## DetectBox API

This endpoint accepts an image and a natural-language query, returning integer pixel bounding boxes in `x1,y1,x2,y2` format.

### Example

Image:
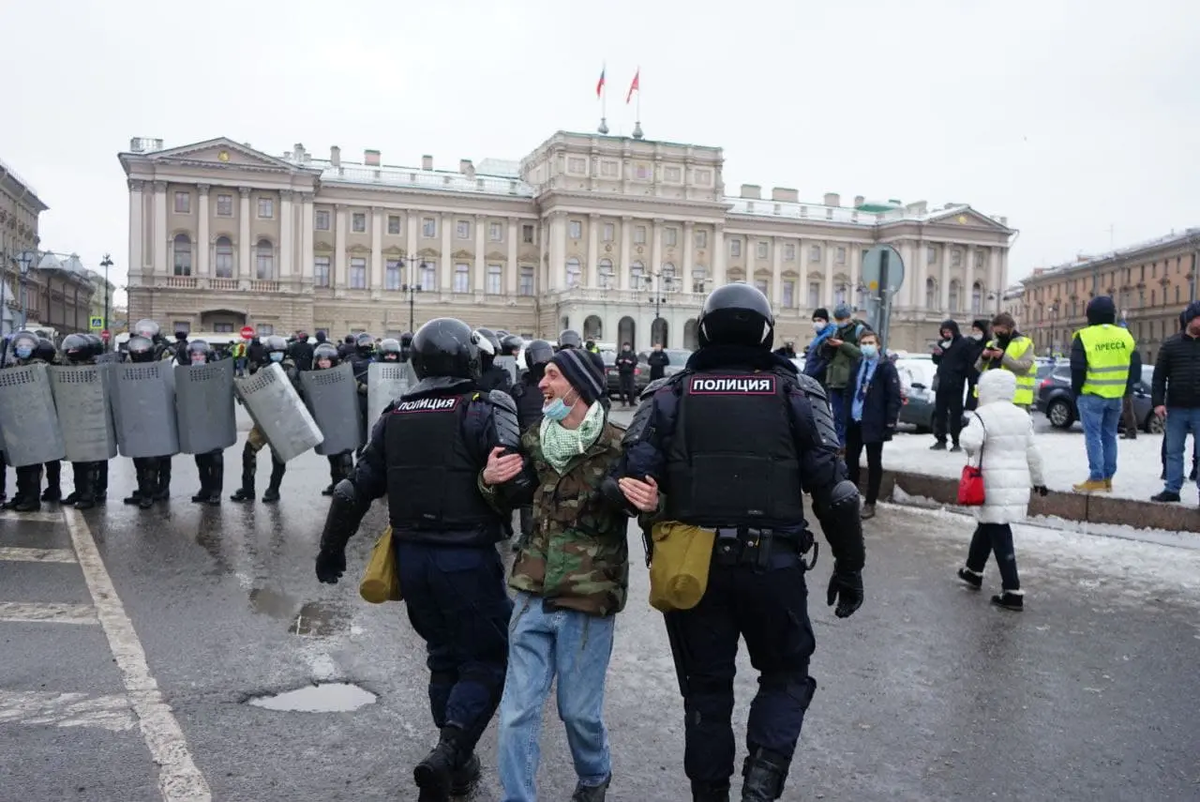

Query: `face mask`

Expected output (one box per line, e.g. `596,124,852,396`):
969,332,983,341
813,321,827,333
14,346,32,360
191,356,206,365
542,396,574,421
269,352,284,363
861,344,879,360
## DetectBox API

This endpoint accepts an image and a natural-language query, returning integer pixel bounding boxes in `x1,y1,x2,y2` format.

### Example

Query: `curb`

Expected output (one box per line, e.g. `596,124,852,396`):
880,470,1200,534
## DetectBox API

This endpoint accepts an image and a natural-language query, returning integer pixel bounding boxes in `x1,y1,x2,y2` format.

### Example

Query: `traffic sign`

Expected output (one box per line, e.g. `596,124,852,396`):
240,326,256,339
100,330,111,341
89,316,104,331
860,245,906,351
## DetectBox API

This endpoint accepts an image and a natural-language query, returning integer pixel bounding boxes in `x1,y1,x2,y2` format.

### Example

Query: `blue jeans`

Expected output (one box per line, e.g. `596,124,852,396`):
497,592,615,802
1077,394,1122,481
1164,407,1200,493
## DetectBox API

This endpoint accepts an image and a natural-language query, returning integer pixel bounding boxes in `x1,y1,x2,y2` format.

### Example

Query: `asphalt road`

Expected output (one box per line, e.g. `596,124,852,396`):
2,426,1199,801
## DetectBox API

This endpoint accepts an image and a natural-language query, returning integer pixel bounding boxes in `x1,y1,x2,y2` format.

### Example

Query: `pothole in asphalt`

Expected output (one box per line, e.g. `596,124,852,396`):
246,683,377,712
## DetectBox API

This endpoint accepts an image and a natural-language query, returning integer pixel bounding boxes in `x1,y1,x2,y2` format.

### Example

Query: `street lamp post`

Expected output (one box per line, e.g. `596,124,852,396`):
16,251,34,331
642,271,673,347
100,254,113,333
401,257,422,333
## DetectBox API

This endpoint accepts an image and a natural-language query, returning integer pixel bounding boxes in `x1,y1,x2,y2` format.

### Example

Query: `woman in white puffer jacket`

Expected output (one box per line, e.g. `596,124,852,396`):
955,369,1047,610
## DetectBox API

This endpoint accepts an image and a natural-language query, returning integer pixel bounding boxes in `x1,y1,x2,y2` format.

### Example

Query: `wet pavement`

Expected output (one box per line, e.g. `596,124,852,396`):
2,427,1200,801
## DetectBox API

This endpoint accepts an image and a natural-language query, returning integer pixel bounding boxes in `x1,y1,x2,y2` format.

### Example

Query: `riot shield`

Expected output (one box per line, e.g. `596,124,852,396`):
494,355,519,385
300,362,362,456
175,359,237,455
0,363,66,467
48,364,118,462
367,361,414,433
113,360,180,458
234,363,323,463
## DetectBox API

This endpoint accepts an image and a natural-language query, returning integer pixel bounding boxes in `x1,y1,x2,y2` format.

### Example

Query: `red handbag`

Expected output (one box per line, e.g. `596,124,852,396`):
956,415,986,506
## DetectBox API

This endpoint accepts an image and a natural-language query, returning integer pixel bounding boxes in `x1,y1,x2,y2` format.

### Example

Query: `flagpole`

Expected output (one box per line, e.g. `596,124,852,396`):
598,61,609,135
632,67,643,139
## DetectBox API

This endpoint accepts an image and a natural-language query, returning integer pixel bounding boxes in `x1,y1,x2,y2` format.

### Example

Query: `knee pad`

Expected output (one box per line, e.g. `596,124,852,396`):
758,673,817,709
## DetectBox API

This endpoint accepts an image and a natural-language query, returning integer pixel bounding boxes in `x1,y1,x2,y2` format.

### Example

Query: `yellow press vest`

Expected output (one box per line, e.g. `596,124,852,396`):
976,335,1036,406
1076,324,1134,398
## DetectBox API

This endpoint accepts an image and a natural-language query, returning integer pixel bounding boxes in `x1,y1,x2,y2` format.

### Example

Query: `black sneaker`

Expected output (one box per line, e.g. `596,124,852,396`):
991,591,1024,611
930,441,947,451
949,444,962,453
957,567,983,590
1151,491,1181,503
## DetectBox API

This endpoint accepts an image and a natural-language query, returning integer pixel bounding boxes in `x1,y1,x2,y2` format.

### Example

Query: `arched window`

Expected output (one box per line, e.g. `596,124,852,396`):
255,239,274,280
971,282,983,313
598,258,614,288
172,233,192,276
565,257,581,287
214,236,234,278
834,284,848,306
925,277,937,309
949,280,961,312
630,260,645,287
662,262,677,291
691,265,708,293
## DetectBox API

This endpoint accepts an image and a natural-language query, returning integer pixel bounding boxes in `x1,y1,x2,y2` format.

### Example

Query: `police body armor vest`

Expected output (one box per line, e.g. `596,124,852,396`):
384,392,496,531
665,368,805,529
510,380,544,431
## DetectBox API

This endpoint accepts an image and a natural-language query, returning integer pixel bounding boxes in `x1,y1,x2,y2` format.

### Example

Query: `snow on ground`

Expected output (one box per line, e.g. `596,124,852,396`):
883,421,1190,504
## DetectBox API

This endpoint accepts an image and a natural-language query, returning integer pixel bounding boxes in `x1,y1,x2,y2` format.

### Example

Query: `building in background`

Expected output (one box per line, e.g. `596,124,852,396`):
0,157,48,335
1019,228,1200,363
26,252,96,337
83,267,119,333
119,132,1016,350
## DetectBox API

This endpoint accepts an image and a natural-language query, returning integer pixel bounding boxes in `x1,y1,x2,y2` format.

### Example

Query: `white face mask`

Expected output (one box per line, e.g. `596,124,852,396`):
969,332,984,341
813,321,827,333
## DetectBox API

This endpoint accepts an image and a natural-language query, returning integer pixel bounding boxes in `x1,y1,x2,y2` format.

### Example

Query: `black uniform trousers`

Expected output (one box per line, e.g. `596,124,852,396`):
664,546,817,785
844,421,884,505
618,373,636,405
932,382,966,445
394,540,512,750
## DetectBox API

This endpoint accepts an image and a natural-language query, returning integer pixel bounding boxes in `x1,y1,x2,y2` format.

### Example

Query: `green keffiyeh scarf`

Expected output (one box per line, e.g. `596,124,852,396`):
539,401,604,474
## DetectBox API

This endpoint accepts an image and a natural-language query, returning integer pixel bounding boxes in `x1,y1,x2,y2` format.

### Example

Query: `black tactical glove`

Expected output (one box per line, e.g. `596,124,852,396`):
826,567,863,618
315,548,347,584
1033,485,1049,496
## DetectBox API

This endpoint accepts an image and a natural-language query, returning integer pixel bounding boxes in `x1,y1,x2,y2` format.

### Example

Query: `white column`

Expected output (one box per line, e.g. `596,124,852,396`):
990,247,1004,313
128,180,144,272
964,244,976,314
939,243,951,312
300,193,314,279
822,241,834,307
440,213,453,292
771,238,783,306
550,212,567,289
370,207,384,289
850,241,862,309
506,217,519,294
586,214,600,287
195,184,210,276
238,186,252,279
152,181,168,273
279,190,294,279
334,204,347,288
713,223,726,286
619,216,633,290
912,238,925,313
683,221,695,291
474,214,486,292
407,212,420,283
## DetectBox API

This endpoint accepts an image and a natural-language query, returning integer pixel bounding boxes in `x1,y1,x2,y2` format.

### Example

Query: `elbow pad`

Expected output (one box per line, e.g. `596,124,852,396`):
319,479,372,553
813,479,865,572
486,390,522,451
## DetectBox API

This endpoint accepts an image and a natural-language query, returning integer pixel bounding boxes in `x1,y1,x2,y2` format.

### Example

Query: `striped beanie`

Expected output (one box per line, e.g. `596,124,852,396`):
550,348,605,406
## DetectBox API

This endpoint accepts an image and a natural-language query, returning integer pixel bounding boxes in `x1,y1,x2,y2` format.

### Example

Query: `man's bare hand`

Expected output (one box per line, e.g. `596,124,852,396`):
483,447,523,485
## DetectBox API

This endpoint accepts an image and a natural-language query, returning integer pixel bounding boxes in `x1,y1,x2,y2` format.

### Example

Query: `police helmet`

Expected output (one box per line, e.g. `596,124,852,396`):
557,329,582,350
186,339,212,363
500,334,523,356
411,318,481,381
83,333,104,358
523,339,554,370
378,338,402,361
400,331,414,347
472,328,499,357
34,338,57,363
62,333,91,363
354,332,375,356
9,331,38,361
133,318,161,340
127,335,156,362
697,282,775,350
265,335,288,355
313,342,340,367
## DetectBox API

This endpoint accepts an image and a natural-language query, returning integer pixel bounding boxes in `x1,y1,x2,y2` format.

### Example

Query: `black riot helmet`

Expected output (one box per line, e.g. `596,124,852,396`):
378,338,402,361
473,328,499,369
264,335,288,359
474,327,501,354
354,332,375,357
500,334,523,356
313,342,340,368
186,339,213,364
133,318,161,341
127,335,156,363
400,331,414,347
84,333,104,357
697,282,775,350
411,318,481,381
523,338,554,370
557,329,582,351
62,333,91,363
35,337,57,364
10,330,38,360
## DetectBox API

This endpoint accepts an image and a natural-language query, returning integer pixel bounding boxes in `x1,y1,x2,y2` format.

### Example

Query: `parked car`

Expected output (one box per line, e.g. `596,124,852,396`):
1034,364,1161,433
894,358,940,431
638,348,693,378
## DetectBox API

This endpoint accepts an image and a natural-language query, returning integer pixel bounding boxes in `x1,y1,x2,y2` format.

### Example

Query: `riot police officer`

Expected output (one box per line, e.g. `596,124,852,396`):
120,335,170,510
376,338,403,363
615,283,865,802
508,338,553,548
399,331,414,362
34,337,64,503
499,333,523,359
184,340,225,505
2,331,50,512
314,317,528,801
59,334,104,510
347,333,374,457
473,327,511,393
310,342,355,496
231,335,299,504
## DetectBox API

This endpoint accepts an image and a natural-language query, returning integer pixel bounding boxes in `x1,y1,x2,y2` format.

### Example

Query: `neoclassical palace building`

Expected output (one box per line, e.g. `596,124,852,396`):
119,131,1016,350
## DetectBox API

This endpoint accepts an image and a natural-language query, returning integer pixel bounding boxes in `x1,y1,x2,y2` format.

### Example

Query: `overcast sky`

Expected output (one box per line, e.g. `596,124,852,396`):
3,0,1198,307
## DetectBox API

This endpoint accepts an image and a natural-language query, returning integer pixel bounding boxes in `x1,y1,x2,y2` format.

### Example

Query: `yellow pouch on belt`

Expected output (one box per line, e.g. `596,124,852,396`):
648,521,715,613
359,526,403,604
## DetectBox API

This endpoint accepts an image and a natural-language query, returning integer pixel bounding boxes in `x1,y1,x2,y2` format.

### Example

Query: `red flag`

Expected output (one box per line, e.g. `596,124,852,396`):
626,68,640,104
596,65,606,98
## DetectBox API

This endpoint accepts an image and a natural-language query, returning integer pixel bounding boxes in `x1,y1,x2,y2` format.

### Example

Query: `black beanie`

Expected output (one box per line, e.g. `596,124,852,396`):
549,348,605,406
812,308,830,322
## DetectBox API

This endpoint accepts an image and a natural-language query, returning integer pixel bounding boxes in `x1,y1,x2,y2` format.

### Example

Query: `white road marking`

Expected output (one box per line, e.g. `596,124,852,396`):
0,602,97,624
0,690,136,732
64,508,212,801
0,546,77,563
0,510,67,524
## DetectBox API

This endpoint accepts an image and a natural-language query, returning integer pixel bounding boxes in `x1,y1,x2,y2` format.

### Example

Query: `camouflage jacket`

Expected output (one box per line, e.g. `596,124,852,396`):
509,419,630,617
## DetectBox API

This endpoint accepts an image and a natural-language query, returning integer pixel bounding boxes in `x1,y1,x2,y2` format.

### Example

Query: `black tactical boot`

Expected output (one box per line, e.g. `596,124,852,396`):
135,466,154,510
73,466,96,511
94,461,108,504
414,726,467,802
741,746,790,802
206,452,223,505
153,458,171,501
692,781,731,802
191,458,211,503
41,460,61,502
449,752,481,796
231,448,256,503
261,460,286,504
14,467,42,513
571,774,611,801
0,456,7,502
